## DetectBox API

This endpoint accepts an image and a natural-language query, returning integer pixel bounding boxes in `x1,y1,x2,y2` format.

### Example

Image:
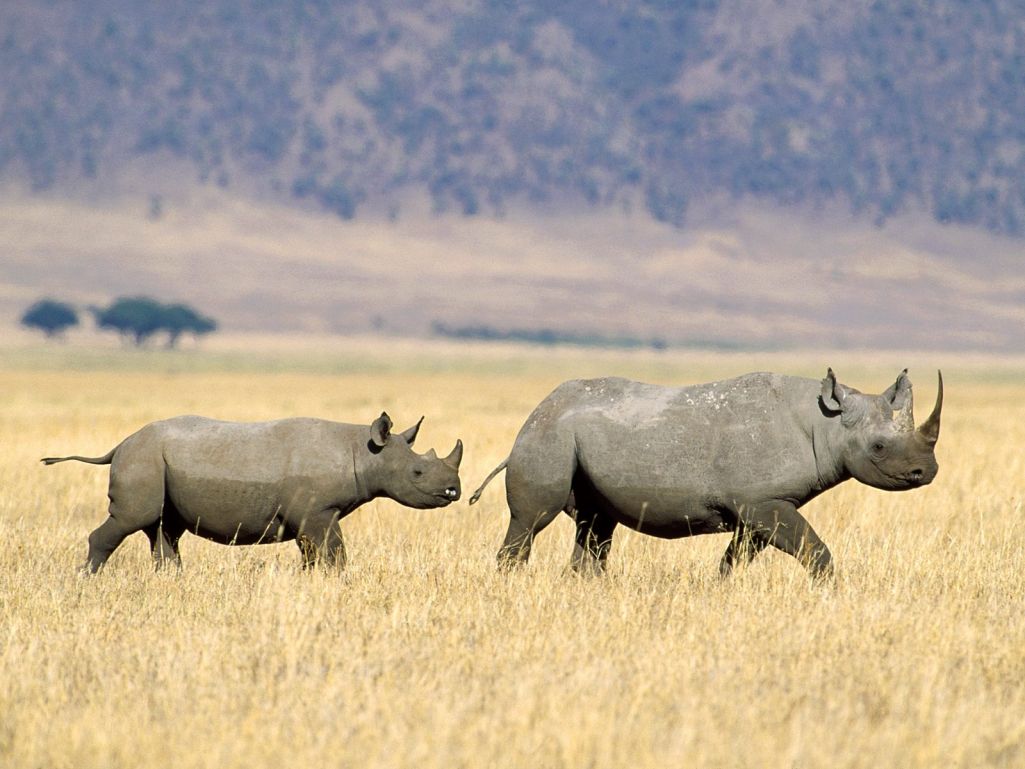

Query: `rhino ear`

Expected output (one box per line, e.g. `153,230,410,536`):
370,412,393,448
882,368,912,410
820,368,851,414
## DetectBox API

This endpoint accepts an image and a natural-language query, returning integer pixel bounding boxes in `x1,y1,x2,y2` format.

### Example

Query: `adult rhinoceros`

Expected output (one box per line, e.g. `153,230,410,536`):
470,369,941,578
44,412,462,573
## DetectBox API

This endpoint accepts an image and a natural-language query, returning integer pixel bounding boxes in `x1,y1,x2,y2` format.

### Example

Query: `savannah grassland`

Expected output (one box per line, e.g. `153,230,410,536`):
1,339,1023,769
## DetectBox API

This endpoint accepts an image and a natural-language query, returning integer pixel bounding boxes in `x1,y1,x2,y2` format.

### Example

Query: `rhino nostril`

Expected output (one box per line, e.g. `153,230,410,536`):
909,469,923,481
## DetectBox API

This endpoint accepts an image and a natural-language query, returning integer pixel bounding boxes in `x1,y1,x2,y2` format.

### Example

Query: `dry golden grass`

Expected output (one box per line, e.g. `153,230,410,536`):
1,341,1024,768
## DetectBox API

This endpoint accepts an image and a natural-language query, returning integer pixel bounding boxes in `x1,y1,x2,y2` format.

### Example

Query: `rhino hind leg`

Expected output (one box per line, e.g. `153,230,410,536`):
143,513,185,571
497,431,577,568
83,447,167,573
497,482,573,568
83,516,136,573
570,508,617,576
737,501,833,579
498,511,556,567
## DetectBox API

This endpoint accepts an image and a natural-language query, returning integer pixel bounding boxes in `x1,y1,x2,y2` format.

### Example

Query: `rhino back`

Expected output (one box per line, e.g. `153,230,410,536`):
556,374,824,511
157,417,356,477
153,417,361,538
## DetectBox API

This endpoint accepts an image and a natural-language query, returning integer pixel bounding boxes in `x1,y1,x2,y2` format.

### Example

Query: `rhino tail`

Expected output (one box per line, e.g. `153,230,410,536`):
468,458,509,505
41,445,119,466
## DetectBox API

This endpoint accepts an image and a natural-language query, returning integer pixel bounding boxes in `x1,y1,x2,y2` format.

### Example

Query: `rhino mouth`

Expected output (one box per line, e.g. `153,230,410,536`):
435,487,460,504
411,486,460,506
904,468,936,486
881,466,935,490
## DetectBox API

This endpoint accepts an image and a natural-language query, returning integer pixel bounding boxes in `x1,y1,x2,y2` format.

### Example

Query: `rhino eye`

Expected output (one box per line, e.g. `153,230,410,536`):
871,441,887,456
413,469,424,477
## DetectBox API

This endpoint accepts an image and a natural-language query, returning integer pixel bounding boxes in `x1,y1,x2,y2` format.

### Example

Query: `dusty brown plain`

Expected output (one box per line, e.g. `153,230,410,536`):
1,340,1023,768
3,193,1025,350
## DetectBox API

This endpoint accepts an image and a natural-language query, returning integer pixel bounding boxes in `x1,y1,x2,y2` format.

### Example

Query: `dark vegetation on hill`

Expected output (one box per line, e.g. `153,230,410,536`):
2,1,1024,234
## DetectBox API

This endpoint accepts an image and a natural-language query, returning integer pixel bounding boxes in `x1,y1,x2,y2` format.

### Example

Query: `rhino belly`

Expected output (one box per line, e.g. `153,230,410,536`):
574,471,734,539
166,476,291,545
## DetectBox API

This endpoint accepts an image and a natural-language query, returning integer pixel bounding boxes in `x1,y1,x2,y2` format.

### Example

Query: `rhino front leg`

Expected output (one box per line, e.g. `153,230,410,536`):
718,523,769,578
295,510,346,570
570,509,617,576
737,501,833,579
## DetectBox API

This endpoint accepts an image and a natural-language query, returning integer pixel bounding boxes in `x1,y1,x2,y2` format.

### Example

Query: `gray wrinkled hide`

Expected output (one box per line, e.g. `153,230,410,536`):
44,413,462,573
472,370,941,578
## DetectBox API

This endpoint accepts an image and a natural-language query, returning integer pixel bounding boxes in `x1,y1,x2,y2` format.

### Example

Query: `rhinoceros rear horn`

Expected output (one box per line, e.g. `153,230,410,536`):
917,370,943,446
895,395,915,432
884,369,912,408
443,439,463,470
400,416,424,445
886,369,915,432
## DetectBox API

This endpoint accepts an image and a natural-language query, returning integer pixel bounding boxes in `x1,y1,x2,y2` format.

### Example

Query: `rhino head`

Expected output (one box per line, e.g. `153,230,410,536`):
820,368,942,491
368,412,463,508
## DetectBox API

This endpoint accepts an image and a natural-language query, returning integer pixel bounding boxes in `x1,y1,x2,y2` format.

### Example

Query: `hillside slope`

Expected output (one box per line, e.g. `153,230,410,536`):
3,193,1022,351
2,1,1025,234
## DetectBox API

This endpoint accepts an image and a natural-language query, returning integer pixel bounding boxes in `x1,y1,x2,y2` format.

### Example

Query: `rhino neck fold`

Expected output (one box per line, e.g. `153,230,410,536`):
809,415,849,494
350,446,378,504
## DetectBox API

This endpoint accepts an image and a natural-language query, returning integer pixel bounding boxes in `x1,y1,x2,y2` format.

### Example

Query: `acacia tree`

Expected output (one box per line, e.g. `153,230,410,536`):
92,297,218,347
92,296,166,345
21,299,79,338
161,303,217,348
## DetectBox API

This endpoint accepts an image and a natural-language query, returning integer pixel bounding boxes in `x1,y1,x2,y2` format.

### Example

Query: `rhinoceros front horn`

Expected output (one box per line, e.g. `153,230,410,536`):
444,439,463,469
917,371,943,446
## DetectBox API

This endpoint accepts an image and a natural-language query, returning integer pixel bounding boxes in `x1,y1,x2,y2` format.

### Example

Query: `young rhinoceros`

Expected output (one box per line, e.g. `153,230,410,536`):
470,369,941,578
44,412,462,573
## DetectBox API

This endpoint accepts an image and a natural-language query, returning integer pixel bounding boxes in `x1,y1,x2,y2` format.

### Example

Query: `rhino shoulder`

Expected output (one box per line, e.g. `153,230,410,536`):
694,371,812,404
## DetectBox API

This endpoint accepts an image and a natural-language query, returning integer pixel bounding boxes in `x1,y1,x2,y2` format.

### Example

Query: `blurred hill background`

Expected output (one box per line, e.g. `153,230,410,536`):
1,0,1024,350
